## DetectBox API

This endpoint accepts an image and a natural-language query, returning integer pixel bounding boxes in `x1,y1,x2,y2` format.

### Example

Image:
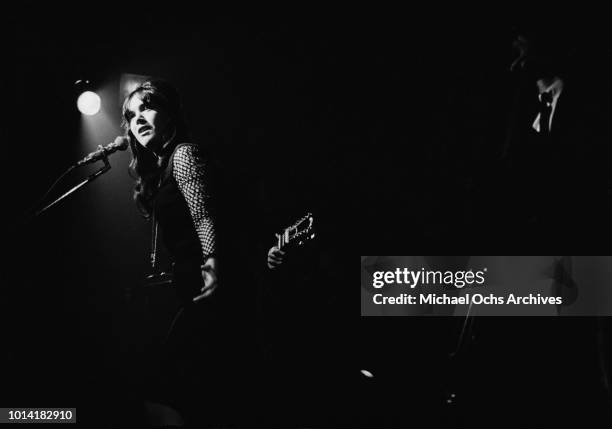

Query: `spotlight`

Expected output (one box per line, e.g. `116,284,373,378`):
77,91,101,116
361,369,374,378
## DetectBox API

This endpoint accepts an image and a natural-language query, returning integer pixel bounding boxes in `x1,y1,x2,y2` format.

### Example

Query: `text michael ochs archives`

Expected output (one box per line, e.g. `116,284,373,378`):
368,268,563,306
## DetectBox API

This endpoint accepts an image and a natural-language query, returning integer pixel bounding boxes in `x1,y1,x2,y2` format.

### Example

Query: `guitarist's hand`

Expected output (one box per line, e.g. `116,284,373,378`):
267,246,285,270
194,257,218,302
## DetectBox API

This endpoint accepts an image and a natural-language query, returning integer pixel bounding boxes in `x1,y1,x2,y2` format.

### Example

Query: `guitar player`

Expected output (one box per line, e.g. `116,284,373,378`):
258,210,346,424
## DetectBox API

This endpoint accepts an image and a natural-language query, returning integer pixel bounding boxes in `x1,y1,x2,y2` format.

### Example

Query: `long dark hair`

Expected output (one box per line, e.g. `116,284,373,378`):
122,79,190,218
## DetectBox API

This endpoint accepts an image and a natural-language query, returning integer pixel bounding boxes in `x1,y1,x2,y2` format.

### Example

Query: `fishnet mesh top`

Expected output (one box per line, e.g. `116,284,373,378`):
154,143,217,265
172,144,217,259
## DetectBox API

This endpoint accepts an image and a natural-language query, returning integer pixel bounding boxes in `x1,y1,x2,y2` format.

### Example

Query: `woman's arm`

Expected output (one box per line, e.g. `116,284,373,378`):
173,144,218,298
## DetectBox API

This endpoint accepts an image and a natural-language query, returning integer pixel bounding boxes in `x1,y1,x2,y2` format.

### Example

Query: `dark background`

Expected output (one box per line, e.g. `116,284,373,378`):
3,5,612,427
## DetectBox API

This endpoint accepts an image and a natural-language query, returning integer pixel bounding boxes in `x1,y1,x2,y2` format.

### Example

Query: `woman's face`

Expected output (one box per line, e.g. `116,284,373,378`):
126,94,172,151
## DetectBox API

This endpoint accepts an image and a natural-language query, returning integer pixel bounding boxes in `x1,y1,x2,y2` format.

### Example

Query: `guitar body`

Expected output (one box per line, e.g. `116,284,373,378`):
144,258,208,306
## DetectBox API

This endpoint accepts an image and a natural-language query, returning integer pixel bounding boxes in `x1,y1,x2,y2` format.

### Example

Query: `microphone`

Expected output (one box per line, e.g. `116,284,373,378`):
75,136,129,166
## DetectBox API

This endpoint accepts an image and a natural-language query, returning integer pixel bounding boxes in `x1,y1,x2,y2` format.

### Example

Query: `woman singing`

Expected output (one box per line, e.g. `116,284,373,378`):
123,79,226,426
124,79,218,302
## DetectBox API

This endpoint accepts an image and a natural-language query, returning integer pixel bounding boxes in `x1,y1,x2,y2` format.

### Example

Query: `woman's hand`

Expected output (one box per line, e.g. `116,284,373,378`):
267,246,285,269
194,257,218,302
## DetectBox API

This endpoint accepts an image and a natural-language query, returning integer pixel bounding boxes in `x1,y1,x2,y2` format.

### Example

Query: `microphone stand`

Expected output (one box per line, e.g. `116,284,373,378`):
30,154,112,219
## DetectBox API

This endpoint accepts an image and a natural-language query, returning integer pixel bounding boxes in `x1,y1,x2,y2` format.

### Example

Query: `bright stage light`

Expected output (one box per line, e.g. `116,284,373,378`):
77,91,101,115
361,369,374,378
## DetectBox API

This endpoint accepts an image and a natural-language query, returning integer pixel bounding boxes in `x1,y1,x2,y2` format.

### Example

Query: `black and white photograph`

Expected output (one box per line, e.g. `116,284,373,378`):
4,5,612,428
